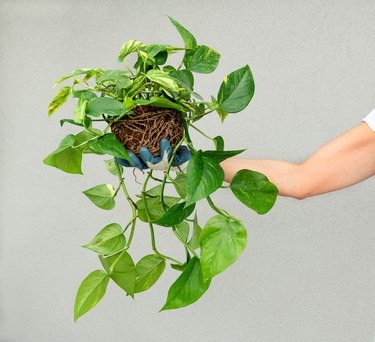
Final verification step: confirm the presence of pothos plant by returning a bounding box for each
[43,15,279,321]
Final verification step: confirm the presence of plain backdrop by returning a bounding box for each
[1,0,374,341]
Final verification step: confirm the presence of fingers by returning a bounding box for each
[115,152,148,170]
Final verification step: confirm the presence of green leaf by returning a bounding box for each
[134,96,184,112]
[169,69,194,90]
[167,16,197,50]
[184,45,221,74]
[146,69,180,92]
[118,40,146,62]
[82,184,116,210]
[211,95,228,123]
[135,255,166,293]
[99,250,136,297]
[54,69,98,88]
[59,119,84,127]
[82,223,125,255]
[229,169,279,214]
[96,70,128,84]
[73,95,87,124]
[89,133,130,161]
[184,150,224,207]
[152,202,195,227]
[43,134,83,174]
[74,270,109,321]
[200,215,247,281]
[86,97,124,117]
[176,221,190,242]
[72,90,97,101]
[160,257,210,311]
[187,212,202,250]
[213,136,224,151]
[173,171,187,198]
[136,196,181,222]
[202,149,247,164]
[105,158,123,177]
[217,65,255,113]
[48,86,70,117]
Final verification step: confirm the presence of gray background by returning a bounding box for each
[1,0,374,341]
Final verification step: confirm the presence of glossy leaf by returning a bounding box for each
[105,158,123,177]
[82,184,116,210]
[173,172,187,198]
[82,223,125,255]
[118,40,146,62]
[54,68,98,87]
[136,196,181,222]
[213,136,224,151]
[86,97,124,117]
[169,69,194,90]
[200,215,247,281]
[187,212,202,250]
[96,70,128,84]
[184,45,221,74]
[74,270,109,321]
[229,169,279,214]
[146,69,180,92]
[217,65,255,113]
[48,86,70,117]
[43,134,83,174]
[160,257,210,311]
[99,250,136,298]
[176,221,190,242]
[59,119,84,128]
[184,150,224,207]
[167,16,197,50]
[135,254,166,293]
[211,95,228,123]
[152,202,195,227]
[73,95,87,124]
[72,90,97,101]
[89,133,130,161]
[134,97,184,112]
[202,149,247,164]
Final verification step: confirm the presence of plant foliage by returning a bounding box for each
[43,15,278,320]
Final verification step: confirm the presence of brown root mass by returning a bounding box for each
[110,105,184,158]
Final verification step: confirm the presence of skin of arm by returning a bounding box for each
[219,122,375,200]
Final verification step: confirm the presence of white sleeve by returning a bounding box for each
[362,108,375,132]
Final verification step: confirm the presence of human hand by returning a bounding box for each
[115,138,192,171]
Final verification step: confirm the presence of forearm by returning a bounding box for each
[220,158,304,199]
[220,122,375,199]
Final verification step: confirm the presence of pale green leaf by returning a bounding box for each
[74,270,109,321]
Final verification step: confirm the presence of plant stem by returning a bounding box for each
[172,226,199,258]
[206,195,241,223]
[160,136,185,210]
[142,169,183,265]
[188,122,214,141]
[123,61,136,77]
[115,163,138,248]
[181,118,196,152]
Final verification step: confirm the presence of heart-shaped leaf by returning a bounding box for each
[184,150,224,207]
[74,270,109,321]
[217,65,255,113]
[229,169,279,214]
[135,254,166,293]
[99,250,136,298]
[200,215,247,282]
[89,133,130,161]
[86,97,124,117]
[82,223,125,255]
[82,184,116,210]
[160,257,210,311]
